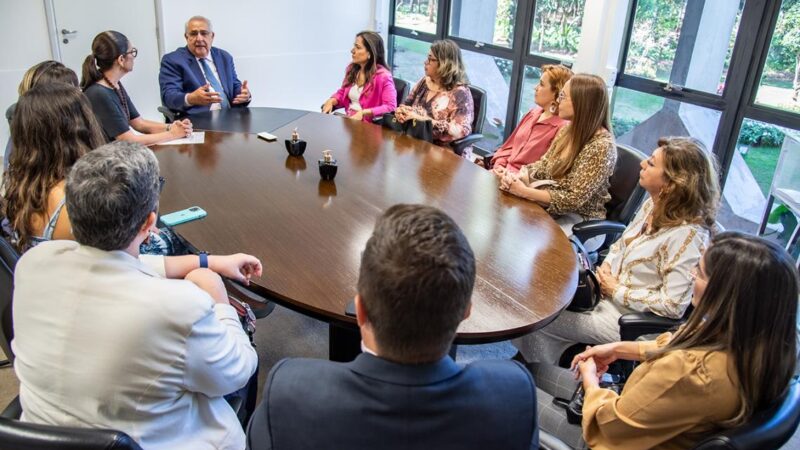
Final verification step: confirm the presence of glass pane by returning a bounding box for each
[610,86,721,154]
[461,48,512,150]
[721,119,799,258]
[755,0,800,113]
[529,0,585,61]
[394,0,438,34]
[518,65,542,121]
[449,0,517,48]
[390,36,431,91]
[623,0,744,94]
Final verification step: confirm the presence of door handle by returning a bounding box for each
[61,29,77,35]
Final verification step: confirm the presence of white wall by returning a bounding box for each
[0,0,377,149]
[573,0,631,86]
[159,0,376,111]
[0,0,53,147]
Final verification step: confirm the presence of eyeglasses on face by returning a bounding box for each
[557,91,570,102]
[125,48,138,58]
[158,176,166,194]
[187,30,212,38]
[425,55,439,64]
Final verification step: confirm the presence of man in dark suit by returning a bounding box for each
[247,204,539,450]
[159,16,251,115]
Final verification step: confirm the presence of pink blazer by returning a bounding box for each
[490,107,567,172]
[331,65,397,122]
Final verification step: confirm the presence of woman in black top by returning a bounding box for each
[81,31,192,143]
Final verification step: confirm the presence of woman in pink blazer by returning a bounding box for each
[322,31,397,122]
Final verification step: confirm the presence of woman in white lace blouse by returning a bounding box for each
[515,137,720,363]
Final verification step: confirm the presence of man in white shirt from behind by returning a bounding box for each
[12,141,260,450]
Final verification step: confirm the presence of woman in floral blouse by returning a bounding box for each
[395,39,473,146]
[514,137,721,364]
[499,74,616,237]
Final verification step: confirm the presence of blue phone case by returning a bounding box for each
[160,206,207,226]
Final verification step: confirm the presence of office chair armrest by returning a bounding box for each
[618,312,683,342]
[450,133,484,156]
[157,106,179,123]
[1,396,21,419]
[539,430,573,450]
[372,115,384,125]
[571,220,626,243]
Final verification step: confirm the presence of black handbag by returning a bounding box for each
[381,112,434,142]
[567,235,601,312]
[564,380,624,425]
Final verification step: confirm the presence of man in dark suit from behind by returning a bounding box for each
[159,15,251,115]
[247,204,539,450]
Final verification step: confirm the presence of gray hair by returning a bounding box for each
[185,16,213,34]
[66,141,160,251]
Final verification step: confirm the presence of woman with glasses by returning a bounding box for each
[500,74,616,236]
[321,31,397,122]
[513,137,720,365]
[488,64,573,173]
[81,31,192,143]
[533,232,798,449]
[394,39,474,146]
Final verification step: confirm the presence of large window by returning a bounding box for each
[390,0,580,151]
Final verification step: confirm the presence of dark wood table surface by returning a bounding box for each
[155,108,577,344]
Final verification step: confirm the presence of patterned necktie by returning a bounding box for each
[199,58,230,109]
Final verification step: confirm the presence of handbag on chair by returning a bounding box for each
[567,235,601,312]
[380,112,434,142]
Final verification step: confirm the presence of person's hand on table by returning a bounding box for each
[168,119,193,138]
[492,165,508,179]
[321,98,337,114]
[350,110,365,121]
[232,80,251,105]
[395,105,412,123]
[188,83,222,106]
[499,172,528,198]
[596,263,619,298]
[208,253,263,286]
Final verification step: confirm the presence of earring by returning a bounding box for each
[549,103,557,114]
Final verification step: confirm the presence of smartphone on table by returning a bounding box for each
[160,206,207,227]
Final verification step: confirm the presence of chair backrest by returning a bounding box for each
[393,77,410,108]
[0,417,143,450]
[607,144,647,224]
[693,381,800,450]
[467,84,487,135]
[0,237,18,364]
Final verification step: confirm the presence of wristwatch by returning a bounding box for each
[198,251,209,269]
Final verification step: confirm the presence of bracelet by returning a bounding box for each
[165,124,171,132]
[198,251,209,269]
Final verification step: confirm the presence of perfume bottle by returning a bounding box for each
[284,127,306,156]
[318,149,338,181]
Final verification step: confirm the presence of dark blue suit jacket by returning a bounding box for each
[246,353,539,450]
[158,46,249,114]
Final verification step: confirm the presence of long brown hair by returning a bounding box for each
[345,31,389,87]
[2,83,105,251]
[650,137,720,232]
[18,60,78,95]
[548,74,611,179]
[80,30,129,90]
[650,232,798,427]
[431,39,468,91]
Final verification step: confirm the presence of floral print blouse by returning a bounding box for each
[520,127,616,220]
[403,77,474,145]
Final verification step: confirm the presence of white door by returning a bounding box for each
[48,0,162,121]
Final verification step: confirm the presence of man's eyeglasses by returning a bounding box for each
[158,177,166,194]
[187,30,212,38]
[125,48,138,58]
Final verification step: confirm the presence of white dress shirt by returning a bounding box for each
[12,241,258,450]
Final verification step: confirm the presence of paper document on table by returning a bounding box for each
[530,179,557,189]
[156,132,205,145]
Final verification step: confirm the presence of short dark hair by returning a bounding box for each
[357,204,475,363]
[66,141,160,251]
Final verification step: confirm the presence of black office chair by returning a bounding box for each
[0,397,141,450]
[571,144,648,264]
[0,237,18,367]
[393,76,410,107]
[157,106,185,124]
[450,84,486,157]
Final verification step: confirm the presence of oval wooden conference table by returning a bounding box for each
[154,107,578,361]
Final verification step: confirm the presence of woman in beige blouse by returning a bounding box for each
[514,137,720,364]
[499,73,616,234]
[568,232,799,449]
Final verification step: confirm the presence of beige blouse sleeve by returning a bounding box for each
[582,350,715,450]
[546,134,615,216]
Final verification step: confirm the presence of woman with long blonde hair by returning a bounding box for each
[500,74,616,233]
[514,137,720,365]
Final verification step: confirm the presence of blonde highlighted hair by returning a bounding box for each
[650,137,720,232]
[540,64,573,113]
[430,39,468,91]
[548,74,611,179]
